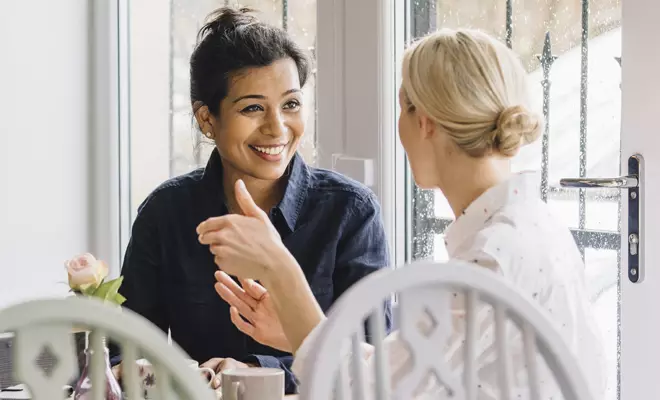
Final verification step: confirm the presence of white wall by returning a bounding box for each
[129,0,171,216]
[0,1,91,307]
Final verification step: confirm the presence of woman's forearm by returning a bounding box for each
[262,247,325,353]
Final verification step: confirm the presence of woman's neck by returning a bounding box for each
[441,157,512,218]
[222,168,284,214]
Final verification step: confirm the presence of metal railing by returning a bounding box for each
[409,0,622,261]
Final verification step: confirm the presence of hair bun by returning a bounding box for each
[493,105,541,156]
[197,7,259,42]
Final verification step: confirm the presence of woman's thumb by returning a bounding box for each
[235,180,267,220]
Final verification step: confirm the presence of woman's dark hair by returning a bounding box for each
[190,7,310,116]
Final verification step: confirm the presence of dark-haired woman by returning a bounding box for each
[112,7,391,393]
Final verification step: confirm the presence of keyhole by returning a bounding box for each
[629,234,639,256]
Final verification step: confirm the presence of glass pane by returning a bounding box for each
[130,0,317,215]
[585,248,618,400]
[428,1,622,228]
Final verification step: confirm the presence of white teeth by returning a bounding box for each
[252,145,285,155]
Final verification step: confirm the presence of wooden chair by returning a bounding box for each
[0,297,216,400]
[297,260,595,400]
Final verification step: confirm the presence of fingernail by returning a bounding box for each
[237,179,246,192]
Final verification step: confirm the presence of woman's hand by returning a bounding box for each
[199,179,325,353]
[200,357,253,389]
[214,270,291,353]
[197,180,288,282]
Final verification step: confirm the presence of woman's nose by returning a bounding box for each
[262,111,288,137]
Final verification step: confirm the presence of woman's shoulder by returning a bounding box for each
[305,165,378,206]
[136,168,206,212]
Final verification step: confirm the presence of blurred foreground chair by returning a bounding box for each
[0,297,216,400]
[298,260,595,400]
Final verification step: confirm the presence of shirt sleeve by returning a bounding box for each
[293,320,416,399]
[292,254,564,399]
[333,193,393,341]
[291,318,326,379]
[241,354,298,394]
[109,195,168,362]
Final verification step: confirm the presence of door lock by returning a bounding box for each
[560,154,644,283]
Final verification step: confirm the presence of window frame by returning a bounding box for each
[91,0,131,277]
[315,0,400,264]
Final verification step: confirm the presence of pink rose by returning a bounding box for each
[65,253,109,291]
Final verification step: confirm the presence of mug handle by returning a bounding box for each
[231,381,241,400]
[198,367,216,387]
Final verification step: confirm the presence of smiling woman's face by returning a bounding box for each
[211,57,305,181]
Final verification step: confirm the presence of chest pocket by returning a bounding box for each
[309,274,334,311]
[167,285,227,353]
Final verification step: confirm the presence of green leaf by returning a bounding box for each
[114,293,127,305]
[93,276,124,302]
[81,285,98,296]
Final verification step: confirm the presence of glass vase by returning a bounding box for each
[72,333,123,400]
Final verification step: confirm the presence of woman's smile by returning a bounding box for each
[248,142,289,161]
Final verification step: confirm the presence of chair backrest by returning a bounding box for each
[298,260,595,400]
[0,297,216,400]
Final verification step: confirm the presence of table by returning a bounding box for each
[0,385,299,399]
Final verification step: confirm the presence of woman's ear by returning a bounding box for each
[417,112,437,140]
[193,101,215,138]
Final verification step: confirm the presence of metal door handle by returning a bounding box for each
[559,176,638,189]
[559,154,644,283]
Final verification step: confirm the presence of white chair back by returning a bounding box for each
[0,297,216,400]
[298,260,595,400]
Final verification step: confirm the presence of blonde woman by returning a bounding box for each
[197,29,606,398]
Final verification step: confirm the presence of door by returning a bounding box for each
[559,0,660,397]
[614,0,660,397]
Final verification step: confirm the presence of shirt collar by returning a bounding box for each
[276,152,310,231]
[444,171,540,256]
[201,149,309,232]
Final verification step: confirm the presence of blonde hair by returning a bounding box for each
[401,29,541,157]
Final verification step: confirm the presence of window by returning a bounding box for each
[128,0,317,219]
[404,1,621,398]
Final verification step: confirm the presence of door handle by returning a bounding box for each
[559,176,638,189]
[559,154,644,283]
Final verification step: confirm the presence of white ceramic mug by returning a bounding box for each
[221,368,284,400]
[136,358,215,398]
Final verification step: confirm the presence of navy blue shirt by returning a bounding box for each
[113,149,392,393]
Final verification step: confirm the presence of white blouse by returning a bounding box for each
[292,171,607,399]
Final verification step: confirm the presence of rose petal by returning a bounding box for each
[68,268,98,289]
[65,258,82,272]
[95,260,109,281]
[78,253,97,267]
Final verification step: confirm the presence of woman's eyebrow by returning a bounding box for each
[232,88,301,103]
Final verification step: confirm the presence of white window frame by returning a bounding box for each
[315,0,402,265]
[89,0,131,277]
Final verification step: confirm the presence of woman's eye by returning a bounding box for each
[241,104,264,113]
[283,100,301,110]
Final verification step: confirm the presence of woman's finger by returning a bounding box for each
[230,306,257,338]
[216,271,259,308]
[239,278,267,300]
[196,216,232,235]
[214,282,257,322]
[199,229,233,246]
